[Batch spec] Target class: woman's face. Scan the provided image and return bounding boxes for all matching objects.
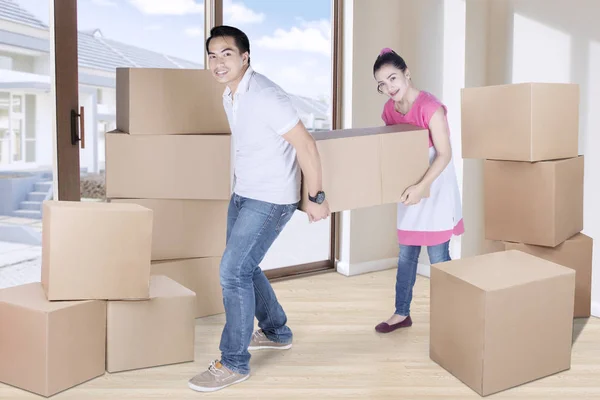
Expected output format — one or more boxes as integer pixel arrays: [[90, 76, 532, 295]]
[[374, 64, 411, 102]]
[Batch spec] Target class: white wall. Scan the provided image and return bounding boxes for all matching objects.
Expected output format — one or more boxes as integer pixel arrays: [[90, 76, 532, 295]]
[[442, 0, 466, 260], [462, 0, 600, 317], [461, 0, 498, 258]]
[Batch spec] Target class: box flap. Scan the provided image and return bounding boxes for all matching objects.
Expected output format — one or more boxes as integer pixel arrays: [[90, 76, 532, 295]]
[[150, 257, 223, 318], [534, 154, 583, 164], [569, 232, 593, 244], [432, 250, 575, 292], [0, 283, 93, 312], [45, 200, 150, 213], [149, 275, 196, 299], [311, 124, 424, 141]]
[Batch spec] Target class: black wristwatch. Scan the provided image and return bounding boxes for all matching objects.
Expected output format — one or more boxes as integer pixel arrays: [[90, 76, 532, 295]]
[[308, 191, 326, 204]]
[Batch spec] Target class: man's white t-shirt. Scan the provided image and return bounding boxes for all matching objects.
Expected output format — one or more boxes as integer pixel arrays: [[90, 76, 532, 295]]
[[223, 66, 301, 205]]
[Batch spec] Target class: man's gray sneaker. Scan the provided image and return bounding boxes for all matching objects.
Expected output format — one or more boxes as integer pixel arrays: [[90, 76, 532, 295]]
[[248, 329, 293, 350], [188, 360, 249, 392]]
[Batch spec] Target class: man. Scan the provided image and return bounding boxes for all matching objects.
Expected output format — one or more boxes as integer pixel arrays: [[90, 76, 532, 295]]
[[188, 25, 331, 392]]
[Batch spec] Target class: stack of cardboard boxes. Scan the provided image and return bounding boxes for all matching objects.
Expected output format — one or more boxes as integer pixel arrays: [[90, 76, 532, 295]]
[[429, 82, 592, 396], [107, 68, 231, 319], [0, 67, 235, 396], [461, 82, 593, 319], [0, 200, 197, 397]]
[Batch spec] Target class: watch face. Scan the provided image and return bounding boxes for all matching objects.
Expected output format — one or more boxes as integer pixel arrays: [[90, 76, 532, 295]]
[[316, 192, 325, 204]]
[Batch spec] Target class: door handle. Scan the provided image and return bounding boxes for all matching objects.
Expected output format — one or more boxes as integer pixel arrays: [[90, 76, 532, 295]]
[[70, 106, 85, 149]]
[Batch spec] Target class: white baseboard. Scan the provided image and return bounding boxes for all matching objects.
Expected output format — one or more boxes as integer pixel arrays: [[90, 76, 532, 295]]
[[592, 301, 600, 318], [337, 258, 431, 278], [336, 258, 397, 276]]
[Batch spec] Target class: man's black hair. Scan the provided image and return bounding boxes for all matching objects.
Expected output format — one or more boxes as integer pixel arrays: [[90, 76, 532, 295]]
[[205, 25, 251, 64]]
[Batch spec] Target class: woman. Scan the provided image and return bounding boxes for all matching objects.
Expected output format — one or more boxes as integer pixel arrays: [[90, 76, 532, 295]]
[[373, 48, 464, 333]]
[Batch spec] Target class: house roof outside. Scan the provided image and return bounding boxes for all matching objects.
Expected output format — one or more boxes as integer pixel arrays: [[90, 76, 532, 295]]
[[77, 29, 202, 71], [0, 0, 45, 29], [0, 0, 331, 124]]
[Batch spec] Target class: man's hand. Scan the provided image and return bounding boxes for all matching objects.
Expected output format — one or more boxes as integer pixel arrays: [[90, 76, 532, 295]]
[[305, 200, 330, 223], [282, 121, 330, 222]]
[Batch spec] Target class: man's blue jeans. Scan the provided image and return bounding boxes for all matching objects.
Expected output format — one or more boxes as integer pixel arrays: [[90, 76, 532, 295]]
[[219, 193, 297, 375]]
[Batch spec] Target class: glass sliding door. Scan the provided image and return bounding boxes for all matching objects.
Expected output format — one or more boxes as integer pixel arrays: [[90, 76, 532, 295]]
[[45, 0, 340, 284], [0, 0, 65, 289]]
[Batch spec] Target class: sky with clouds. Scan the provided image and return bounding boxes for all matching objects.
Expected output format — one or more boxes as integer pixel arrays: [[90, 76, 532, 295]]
[[17, 0, 332, 101]]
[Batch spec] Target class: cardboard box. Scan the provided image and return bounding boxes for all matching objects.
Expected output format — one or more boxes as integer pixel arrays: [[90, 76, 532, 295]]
[[106, 276, 196, 373], [502, 233, 593, 318], [484, 156, 584, 247], [0, 283, 106, 397], [105, 132, 231, 200], [151, 257, 223, 318], [111, 199, 228, 260], [42, 200, 153, 301], [116, 68, 229, 135], [430, 250, 575, 397], [461, 83, 579, 161], [300, 124, 429, 212]]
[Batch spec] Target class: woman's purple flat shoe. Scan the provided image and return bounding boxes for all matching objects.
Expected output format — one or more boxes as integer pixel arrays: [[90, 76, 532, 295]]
[[375, 315, 412, 333]]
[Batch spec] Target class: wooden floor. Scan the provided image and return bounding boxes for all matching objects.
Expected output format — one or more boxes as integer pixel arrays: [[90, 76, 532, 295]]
[[2, 269, 600, 399]]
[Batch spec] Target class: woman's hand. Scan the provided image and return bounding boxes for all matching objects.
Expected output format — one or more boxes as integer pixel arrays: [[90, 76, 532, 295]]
[[400, 183, 429, 206]]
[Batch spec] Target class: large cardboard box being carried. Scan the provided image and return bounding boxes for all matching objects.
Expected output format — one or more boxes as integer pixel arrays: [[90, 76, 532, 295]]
[[502, 233, 593, 318], [105, 132, 231, 200], [117, 68, 229, 135], [0, 283, 106, 397], [151, 257, 223, 318], [111, 199, 228, 260], [430, 250, 575, 397], [42, 201, 153, 301], [106, 276, 196, 373], [461, 83, 579, 161], [300, 124, 429, 212], [484, 156, 584, 247]]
